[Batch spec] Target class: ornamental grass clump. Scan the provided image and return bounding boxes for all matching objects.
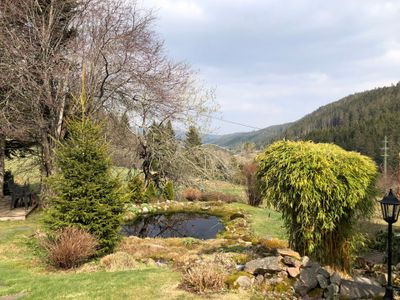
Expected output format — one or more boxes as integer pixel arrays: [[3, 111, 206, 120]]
[[257, 140, 377, 270], [180, 264, 225, 294], [41, 227, 97, 269]]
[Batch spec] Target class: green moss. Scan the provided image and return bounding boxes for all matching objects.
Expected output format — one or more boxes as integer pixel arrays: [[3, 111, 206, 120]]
[[231, 253, 250, 264]]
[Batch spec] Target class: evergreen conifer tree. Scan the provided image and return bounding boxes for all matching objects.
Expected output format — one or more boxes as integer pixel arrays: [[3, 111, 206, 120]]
[[127, 174, 146, 203], [45, 91, 125, 256], [185, 125, 202, 148], [162, 180, 174, 200]]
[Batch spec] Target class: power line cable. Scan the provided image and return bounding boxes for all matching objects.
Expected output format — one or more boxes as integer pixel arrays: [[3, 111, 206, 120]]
[[198, 113, 263, 130]]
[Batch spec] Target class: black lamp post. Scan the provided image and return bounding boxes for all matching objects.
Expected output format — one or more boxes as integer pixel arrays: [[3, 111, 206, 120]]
[[379, 189, 400, 300]]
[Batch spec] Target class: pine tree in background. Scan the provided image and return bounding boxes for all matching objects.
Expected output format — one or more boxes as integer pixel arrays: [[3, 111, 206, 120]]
[[162, 180, 174, 200], [144, 181, 158, 202], [165, 120, 175, 138], [127, 174, 146, 203], [185, 125, 202, 148], [45, 89, 125, 256]]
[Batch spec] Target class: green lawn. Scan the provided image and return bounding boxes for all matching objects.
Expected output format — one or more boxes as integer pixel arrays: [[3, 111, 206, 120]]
[[0, 263, 188, 300], [0, 211, 255, 300], [229, 203, 286, 240], [0, 214, 198, 300]]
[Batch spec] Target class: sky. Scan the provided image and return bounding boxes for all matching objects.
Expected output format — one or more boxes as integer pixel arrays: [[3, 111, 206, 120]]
[[139, 0, 400, 134]]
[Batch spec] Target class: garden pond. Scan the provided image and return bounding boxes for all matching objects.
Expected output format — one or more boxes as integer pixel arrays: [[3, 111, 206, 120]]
[[122, 212, 224, 239]]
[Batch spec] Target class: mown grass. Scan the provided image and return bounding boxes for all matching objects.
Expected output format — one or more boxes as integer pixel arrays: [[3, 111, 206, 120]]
[[0, 213, 196, 300], [0, 211, 252, 300], [229, 203, 287, 240], [0, 262, 187, 300]]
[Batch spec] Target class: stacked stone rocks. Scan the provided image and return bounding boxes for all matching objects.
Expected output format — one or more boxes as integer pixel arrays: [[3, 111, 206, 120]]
[[234, 248, 386, 299]]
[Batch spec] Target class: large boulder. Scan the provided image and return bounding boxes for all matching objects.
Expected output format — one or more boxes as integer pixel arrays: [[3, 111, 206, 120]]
[[294, 263, 321, 296], [283, 256, 302, 268], [244, 256, 285, 275]]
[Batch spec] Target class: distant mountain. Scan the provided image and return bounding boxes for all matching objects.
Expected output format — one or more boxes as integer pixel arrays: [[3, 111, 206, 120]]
[[203, 123, 291, 149], [207, 83, 400, 166], [283, 83, 400, 166]]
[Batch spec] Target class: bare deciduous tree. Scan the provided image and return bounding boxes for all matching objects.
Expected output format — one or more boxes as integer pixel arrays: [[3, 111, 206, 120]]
[[0, 0, 215, 195]]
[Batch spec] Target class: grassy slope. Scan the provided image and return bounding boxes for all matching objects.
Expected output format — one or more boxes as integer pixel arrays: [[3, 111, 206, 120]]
[[0, 215, 196, 300], [229, 203, 286, 240], [0, 209, 259, 300]]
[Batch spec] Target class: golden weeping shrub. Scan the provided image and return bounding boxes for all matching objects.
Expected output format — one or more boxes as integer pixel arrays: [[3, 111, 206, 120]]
[[256, 140, 378, 270]]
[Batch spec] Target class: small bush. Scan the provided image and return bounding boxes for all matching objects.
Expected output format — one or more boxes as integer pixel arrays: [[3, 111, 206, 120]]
[[41, 227, 97, 269], [144, 181, 159, 202], [242, 162, 262, 206], [127, 174, 146, 203], [180, 264, 225, 294], [199, 191, 237, 203], [182, 188, 201, 201], [162, 181, 174, 200]]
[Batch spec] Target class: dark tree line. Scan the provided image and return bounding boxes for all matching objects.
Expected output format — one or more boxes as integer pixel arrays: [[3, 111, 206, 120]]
[[280, 83, 400, 168]]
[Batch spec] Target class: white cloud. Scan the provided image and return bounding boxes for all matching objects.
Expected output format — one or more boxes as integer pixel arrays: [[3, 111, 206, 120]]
[[142, 0, 205, 21], [138, 0, 400, 133]]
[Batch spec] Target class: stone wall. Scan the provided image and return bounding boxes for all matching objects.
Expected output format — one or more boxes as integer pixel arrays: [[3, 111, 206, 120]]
[[235, 248, 387, 299]]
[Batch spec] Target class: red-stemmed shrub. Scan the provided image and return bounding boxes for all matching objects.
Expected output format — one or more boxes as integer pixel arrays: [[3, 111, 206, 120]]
[[41, 227, 97, 269]]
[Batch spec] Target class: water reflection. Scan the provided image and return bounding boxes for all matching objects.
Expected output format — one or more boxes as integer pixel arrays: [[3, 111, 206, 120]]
[[122, 213, 224, 239]]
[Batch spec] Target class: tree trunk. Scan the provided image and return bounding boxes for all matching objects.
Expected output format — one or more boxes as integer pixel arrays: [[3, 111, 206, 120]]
[[0, 134, 5, 199], [41, 130, 54, 179]]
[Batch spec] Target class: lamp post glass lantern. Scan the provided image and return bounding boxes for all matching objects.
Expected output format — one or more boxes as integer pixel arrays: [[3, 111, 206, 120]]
[[379, 189, 400, 300]]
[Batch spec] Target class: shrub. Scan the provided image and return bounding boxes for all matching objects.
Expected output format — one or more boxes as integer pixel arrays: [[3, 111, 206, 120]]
[[180, 264, 225, 294], [144, 181, 159, 202], [41, 227, 97, 269], [199, 191, 237, 203], [257, 140, 377, 270], [127, 174, 146, 203], [45, 114, 125, 256], [182, 188, 201, 201], [162, 180, 174, 200], [242, 162, 263, 206]]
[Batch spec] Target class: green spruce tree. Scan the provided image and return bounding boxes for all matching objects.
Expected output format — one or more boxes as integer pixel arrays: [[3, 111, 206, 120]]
[[185, 125, 202, 148], [127, 174, 146, 204], [45, 91, 125, 256]]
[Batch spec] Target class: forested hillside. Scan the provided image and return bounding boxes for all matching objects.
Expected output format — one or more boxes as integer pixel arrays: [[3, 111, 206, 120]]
[[209, 83, 400, 168], [283, 83, 400, 167], [204, 123, 290, 148]]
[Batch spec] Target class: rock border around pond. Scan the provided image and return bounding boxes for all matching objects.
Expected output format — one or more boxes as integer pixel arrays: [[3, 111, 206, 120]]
[[234, 248, 386, 300]]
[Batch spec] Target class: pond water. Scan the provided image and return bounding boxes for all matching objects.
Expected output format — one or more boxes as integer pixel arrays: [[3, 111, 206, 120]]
[[122, 212, 224, 239]]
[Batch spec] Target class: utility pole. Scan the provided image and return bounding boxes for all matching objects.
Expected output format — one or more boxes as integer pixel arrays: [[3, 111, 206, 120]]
[[382, 136, 389, 188]]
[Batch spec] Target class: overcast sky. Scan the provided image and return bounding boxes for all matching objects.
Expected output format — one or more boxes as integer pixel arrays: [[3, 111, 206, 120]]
[[139, 0, 400, 134]]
